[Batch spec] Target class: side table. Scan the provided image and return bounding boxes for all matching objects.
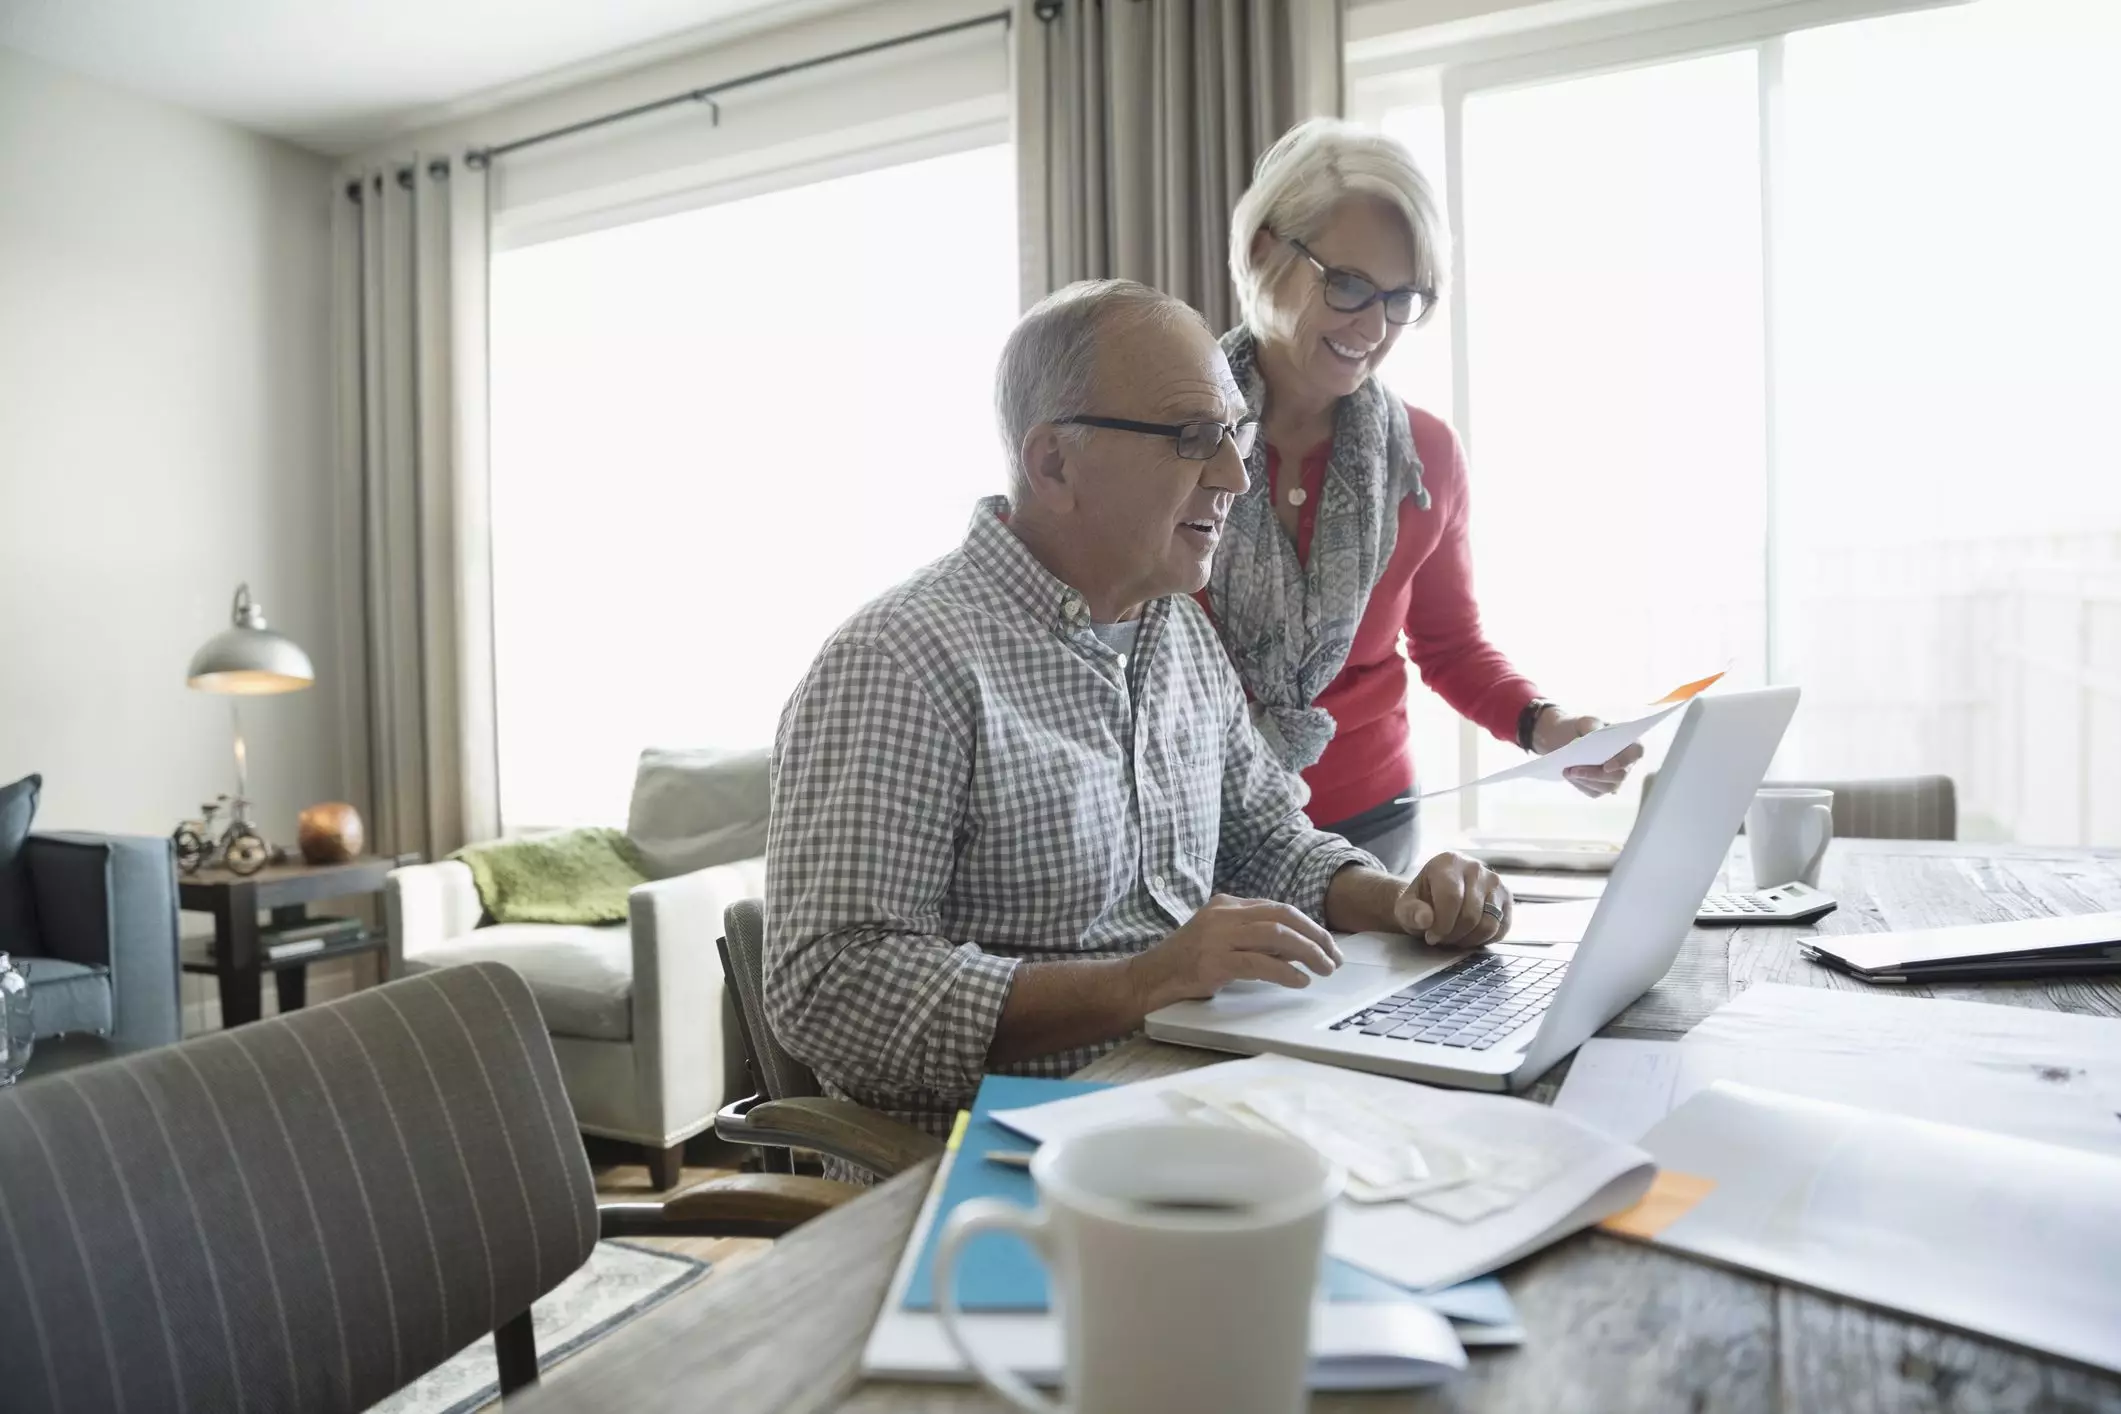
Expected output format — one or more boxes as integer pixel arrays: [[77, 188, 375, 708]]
[[179, 853, 420, 1027]]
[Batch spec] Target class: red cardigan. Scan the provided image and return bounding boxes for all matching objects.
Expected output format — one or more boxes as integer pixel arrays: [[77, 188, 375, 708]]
[[1204, 405, 1540, 827]]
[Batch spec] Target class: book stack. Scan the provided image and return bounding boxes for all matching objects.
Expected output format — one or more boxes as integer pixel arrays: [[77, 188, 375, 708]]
[[257, 915, 365, 962]]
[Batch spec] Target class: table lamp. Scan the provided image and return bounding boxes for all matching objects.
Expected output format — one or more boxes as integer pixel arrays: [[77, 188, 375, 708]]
[[186, 583, 314, 842]]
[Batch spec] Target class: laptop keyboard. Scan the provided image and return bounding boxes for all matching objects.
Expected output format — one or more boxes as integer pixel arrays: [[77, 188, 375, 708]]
[[1328, 952, 1566, 1051]]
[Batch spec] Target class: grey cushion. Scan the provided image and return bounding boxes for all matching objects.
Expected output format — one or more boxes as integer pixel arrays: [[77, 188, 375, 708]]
[[402, 923, 633, 1041], [0, 774, 39, 952], [0, 963, 598, 1414], [16, 956, 111, 1039], [626, 747, 770, 879]]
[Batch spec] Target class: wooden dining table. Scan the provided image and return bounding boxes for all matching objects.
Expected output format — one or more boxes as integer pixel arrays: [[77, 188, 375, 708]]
[[522, 838, 2121, 1413]]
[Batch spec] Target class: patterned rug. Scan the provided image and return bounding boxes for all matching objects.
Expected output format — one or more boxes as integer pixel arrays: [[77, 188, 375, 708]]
[[367, 1240, 710, 1414]]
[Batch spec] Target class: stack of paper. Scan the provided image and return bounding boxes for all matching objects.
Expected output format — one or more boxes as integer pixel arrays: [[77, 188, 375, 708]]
[[1802, 910, 2121, 983], [862, 1074, 1503, 1391], [1555, 982, 2121, 1371], [1554, 982, 2121, 1158], [992, 1054, 1656, 1294], [1610, 1082, 2121, 1375]]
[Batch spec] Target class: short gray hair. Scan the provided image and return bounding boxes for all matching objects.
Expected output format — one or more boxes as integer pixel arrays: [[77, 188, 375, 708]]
[[1229, 119, 1445, 344], [994, 279, 1205, 502]]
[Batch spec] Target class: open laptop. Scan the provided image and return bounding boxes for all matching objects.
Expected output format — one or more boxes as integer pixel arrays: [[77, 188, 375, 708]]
[[1146, 685, 1800, 1092]]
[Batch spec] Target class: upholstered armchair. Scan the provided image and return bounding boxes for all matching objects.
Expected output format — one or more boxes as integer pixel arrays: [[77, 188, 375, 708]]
[[386, 749, 767, 1187], [2, 774, 183, 1060]]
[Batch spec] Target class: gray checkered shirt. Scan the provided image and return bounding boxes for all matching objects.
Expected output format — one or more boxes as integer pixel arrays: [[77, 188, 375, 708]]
[[765, 498, 1376, 1149]]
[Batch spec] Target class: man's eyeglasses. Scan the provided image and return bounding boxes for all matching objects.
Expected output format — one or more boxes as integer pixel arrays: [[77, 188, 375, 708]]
[[1053, 414, 1261, 462], [1288, 238, 1435, 326]]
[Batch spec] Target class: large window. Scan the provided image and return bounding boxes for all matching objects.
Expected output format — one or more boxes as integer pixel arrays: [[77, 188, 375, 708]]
[[1357, 0, 2121, 845], [490, 142, 1018, 828]]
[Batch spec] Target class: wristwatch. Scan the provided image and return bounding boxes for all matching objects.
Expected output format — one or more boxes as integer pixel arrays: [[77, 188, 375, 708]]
[[1517, 698, 1556, 752]]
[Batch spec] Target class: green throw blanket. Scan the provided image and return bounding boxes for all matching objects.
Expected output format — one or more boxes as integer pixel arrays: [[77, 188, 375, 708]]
[[452, 828, 648, 925]]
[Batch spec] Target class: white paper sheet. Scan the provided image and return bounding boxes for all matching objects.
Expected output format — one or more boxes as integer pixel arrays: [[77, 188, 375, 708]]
[[992, 1055, 1655, 1293], [1634, 1082, 2121, 1375], [1399, 702, 1682, 802], [1498, 873, 1607, 904], [1553, 983, 2121, 1159]]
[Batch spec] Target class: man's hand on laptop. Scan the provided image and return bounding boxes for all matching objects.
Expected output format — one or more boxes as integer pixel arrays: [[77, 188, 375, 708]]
[[1397, 853, 1514, 948], [1126, 896, 1345, 1008]]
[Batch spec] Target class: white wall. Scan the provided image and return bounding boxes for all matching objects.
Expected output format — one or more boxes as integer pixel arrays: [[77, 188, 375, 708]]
[[0, 46, 344, 845]]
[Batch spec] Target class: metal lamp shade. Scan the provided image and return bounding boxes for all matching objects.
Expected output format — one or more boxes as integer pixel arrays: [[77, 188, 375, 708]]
[[186, 584, 314, 696]]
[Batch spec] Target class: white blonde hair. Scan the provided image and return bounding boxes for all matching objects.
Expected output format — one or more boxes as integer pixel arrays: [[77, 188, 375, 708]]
[[1228, 118, 1445, 343]]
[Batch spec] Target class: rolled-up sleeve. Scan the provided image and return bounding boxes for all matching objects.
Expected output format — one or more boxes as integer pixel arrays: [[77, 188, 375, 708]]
[[1214, 674, 1380, 918], [764, 635, 1019, 1101]]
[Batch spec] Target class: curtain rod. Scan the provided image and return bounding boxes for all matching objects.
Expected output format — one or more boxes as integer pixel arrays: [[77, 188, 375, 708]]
[[460, 9, 1011, 172]]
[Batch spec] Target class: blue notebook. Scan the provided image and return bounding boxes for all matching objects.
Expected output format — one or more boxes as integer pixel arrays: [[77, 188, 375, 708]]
[[900, 1074, 1517, 1333]]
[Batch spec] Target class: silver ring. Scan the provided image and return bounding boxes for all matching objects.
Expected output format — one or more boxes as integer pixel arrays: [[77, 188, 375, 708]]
[[1481, 901, 1504, 921]]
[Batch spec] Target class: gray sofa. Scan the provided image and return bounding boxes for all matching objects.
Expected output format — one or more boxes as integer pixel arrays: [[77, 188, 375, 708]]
[[0, 774, 183, 1055]]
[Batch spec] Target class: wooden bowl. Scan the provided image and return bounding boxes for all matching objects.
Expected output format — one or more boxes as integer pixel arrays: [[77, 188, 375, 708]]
[[297, 802, 365, 865]]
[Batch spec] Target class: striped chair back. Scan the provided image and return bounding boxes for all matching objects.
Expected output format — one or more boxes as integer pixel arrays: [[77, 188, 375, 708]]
[[1642, 772, 1958, 842], [0, 963, 598, 1413]]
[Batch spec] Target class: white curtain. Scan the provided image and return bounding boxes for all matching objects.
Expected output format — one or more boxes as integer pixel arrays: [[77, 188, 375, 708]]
[[1013, 0, 1344, 319], [331, 155, 501, 860]]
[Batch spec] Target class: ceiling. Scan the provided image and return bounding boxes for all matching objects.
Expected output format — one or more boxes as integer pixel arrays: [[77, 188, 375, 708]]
[[0, 0, 806, 154]]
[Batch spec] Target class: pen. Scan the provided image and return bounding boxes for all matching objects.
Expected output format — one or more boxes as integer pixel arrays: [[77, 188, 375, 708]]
[[985, 1150, 1036, 1169]]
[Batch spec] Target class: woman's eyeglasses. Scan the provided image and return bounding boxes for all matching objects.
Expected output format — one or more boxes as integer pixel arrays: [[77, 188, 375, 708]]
[[1288, 238, 1435, 326], [1053, 415, 1261, 462]]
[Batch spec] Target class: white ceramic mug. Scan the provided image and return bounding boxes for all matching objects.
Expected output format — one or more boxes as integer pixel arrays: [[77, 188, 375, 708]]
[[934, 1121, 1342, 1414], [1748, 787, 1834, 887]]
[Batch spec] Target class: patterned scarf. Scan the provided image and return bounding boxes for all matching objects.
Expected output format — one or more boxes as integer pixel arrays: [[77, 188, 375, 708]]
[[1207, 327, 1428, 772]]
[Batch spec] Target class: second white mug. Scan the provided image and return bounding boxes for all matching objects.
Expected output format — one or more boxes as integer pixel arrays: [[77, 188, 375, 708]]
[[934, 1120, 1342, 1414], [1748, 786, 1834, 887]]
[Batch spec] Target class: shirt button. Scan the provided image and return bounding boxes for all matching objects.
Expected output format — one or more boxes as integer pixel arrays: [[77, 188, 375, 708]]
[[1115, 653, 1128, 670], [1288, 486, 1308, 507], [1151, 874, 1167, 890]]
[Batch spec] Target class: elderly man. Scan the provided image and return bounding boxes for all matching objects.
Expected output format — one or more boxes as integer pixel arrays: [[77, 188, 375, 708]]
[[764, 279, 1513, 1147]]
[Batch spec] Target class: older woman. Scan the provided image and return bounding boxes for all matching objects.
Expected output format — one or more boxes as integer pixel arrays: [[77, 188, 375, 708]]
[[1204, 119, 1639, 873]]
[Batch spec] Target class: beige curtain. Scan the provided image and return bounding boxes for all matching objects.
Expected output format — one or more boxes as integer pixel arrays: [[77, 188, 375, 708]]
[[1014, 0, 1344, 323], [331, 155, 501, 861]]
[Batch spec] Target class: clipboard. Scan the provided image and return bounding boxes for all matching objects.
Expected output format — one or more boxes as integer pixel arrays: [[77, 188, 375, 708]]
[[1802, 910, 2121, 983]]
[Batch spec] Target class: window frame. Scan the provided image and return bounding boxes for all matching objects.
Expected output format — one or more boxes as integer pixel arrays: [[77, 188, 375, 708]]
[[1347, 0, 1968, 831], [484, 134, 1020, 831]]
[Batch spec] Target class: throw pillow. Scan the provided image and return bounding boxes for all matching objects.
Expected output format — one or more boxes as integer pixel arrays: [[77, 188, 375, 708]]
[[0, 774, 42, 950], [626, 746, 771, 879]]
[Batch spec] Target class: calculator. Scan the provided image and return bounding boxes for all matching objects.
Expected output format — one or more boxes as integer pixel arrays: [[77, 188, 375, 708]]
[[1696, 880, 1838, 924]]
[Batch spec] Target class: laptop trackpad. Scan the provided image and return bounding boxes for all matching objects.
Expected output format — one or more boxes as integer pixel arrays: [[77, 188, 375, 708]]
[[1152, 960, 1415, 1027]]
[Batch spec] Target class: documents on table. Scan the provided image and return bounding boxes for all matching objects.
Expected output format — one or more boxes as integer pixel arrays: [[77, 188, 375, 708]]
[[864, 1073, 1484, 1391], [1802, 909, 2121, 982], [1552, 982, 2121, 1159], [1610, 1081, 2121, 1375], [991, 1054, 1655, 1293], [1498, 873, 1606, 904], [1397, 671, 1724, 804]]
